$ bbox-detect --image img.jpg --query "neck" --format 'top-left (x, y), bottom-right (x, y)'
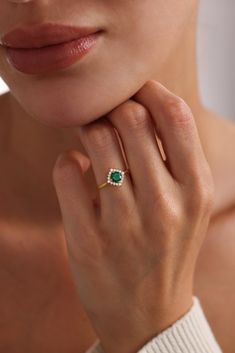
top-left (156, 7), bottom-right (202, 115)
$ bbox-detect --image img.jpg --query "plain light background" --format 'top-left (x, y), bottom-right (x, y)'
top-left (198, 0), bottom-right (235, 120)
top-left (0, 0), bottom-right (235, 120)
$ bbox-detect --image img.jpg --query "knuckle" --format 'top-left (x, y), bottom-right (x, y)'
top-left (83, 122), bottom-right (115, 151)
top-left (165, 204), bottom-right (184, 230)
top-left (199, 177), bottom-right (215, 211)
top-left (53, 150), bottom-right (80, 182)
top-left (164, 96), bottom-right (193, 125)
top-left (188, 170), bottom-right (215, 216)
top-left (141, 79), bottom-right (161, 95)
top-left (114, 101), bottom-right (150, 130)
top-left (151, 192), bottom-right (183, 228)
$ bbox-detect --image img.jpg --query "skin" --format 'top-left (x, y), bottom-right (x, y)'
top-left (0, 0), bottom-right (235, 352)
top-left (53, 81), bottom-right (215, 353)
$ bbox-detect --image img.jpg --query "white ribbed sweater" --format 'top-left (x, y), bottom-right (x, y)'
top-left (85, 296), bottom-right (223, 353)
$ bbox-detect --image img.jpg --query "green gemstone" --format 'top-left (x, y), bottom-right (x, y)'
top-left (111, 171), bottom-right (122, 183)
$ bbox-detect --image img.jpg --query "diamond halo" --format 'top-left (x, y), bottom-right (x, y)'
top-left (107, 168), bottom-right (125, 186)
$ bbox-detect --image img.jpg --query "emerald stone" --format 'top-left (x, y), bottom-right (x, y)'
top-left (111, 171), bottom-right (122, 183)
top-left (107, 168), bottom-right (125, 186)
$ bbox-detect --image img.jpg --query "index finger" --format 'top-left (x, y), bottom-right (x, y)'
top-left (132, 80), bottom-right (207, 185)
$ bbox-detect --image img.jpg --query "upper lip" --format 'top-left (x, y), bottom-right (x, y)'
top-left (0, 23), bottom-right (102, 49)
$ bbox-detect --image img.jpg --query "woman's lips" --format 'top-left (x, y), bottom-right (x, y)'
top-left (4, 32), bottom-right (102, 75)
top-left (0, 23), bottom-right (103, 74)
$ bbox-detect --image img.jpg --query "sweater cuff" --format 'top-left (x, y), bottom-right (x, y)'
top-left (86, 296), bottom-right (223, 353)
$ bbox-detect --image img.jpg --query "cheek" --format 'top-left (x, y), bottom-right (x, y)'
top-left (122, 0), bottom-right (195, 63)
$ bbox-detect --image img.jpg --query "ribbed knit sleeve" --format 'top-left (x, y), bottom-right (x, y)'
top-left (85, 296), bottom-right (223, 353)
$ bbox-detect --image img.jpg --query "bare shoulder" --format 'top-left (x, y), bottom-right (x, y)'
top-left (192, 109), bottom-right (235, 352)
top-left (0, 91), bottom-right (9, 102)
top-left (199, 109), bottom-right (235, 218)
top-left (194, 205), bottom-right (235, 353)
top-left (206, 109), bottom-right (235, 149)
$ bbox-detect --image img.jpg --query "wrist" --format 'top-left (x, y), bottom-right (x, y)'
top-left (96, 293), bottom-right (193, 353)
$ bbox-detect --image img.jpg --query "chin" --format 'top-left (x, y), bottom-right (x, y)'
top-left (18, 88), bottom-right (116, 129)
top-left (18, 91), bottom-right (125, 129)
top-left (9, 73), bottom-right (147, 128)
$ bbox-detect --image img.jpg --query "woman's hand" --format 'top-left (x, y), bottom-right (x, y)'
top-left (52, 80), bottom-right (215, 353)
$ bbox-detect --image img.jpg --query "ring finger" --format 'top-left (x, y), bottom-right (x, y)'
top-left (106, 100), bottom-right (173, 205)
top-left (77, 117), bottom-right (136, 218)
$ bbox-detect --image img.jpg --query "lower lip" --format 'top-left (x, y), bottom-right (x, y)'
top-left (4, 31), bottom-right (102, 75)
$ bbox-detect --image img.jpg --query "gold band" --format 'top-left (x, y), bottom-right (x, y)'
top-left (98, 168), bottom-right (130, 190)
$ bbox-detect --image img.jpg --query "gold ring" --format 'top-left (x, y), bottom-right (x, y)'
top-left (97, 168), bottom-right (130, 190)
